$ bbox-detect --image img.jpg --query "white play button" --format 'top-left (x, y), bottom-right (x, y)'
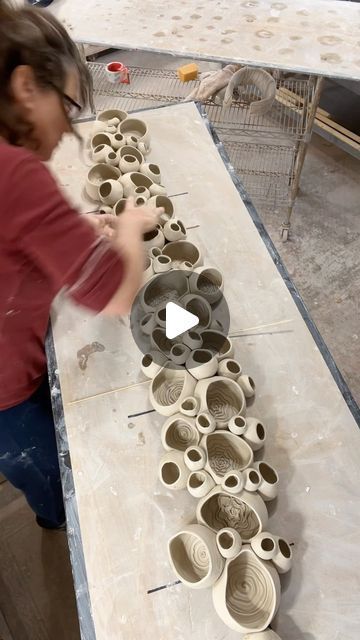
top-left (165, 302), bottom-right (199, 340)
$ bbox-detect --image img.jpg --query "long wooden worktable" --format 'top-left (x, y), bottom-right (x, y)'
top-left (48, 102), bottom-right (360, 640)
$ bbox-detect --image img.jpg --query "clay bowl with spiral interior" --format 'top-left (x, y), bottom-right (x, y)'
top-left (201, 430), bottom-right (253, 484)
top-left (212, 546), bottom-right (280, 633)
top-left (161, 413), bottom-right (200, 452)
top-left (162, 241), bottom-right (203, 269)
top-left (200, 330), bottom-right (234, 361)
top-left (150, 363), bottom-right (197, 417)
top-left (168, 524), bottom-right (224, 590)
top-left (141, 270), bottom-right (189, 313)
top-left (196, 485), bottom-right (268, 542)
top-left (195, 376), bottom-right (246, 428)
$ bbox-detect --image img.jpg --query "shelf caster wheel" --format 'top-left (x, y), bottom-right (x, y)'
top-left (280, 227), bottom-right (289, 242)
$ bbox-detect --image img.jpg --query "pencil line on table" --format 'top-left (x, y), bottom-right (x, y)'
top-left (229, 319), bottom-right (294, 335)
top-left (67, 379), bottom-right (150, 406)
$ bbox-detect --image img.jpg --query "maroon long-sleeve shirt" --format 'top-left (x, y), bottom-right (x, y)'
top-left (0, 142), bottom-right (124, 409)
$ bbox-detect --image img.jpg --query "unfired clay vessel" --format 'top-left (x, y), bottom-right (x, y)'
top-left (243, 468), bottom-right (262, 492)
top-left (162, 241), bottom-right (203, 269)
top-left (181, 294), bottom-right (212, 331)
top-left (196, 412), bottom-right (216, 434)
top-left (228, 415), bottom-right (247, 436)
top-left (140, 351), bottom-right (167, 379)
top-left (85, 164), bottom-right (121, 201)
top-left (189, 267), bottom-right (224, 304)
top-left (91, 143), bottom-right (113, 163)
top-left (118, 144), bottom-right (144, 166)
top-left (187, 470), bottom-right (215, 498)
top-left (150, 363), bottom-right (197, 416)
top-left (98, 109), bottom-right (128, 123)
top-left (119, 154), bottom-right (140, 174)
top-left (217, 358), bottom-right (242, 380)
top-left (90, 132), bottom-right (114, 150)
top-left (186, 349), bottom-right (218, 380)
top-left (168, 524), bottom-right (224, 589)
top-left (143, 228), bottom-right (165, 252)
top-left (237, 374), bottom-right (256, 399)
top-left (111, 132), bottom-right (126, 150)
top-left (251, 532), bottom-right (278, 561)
top-left (147, 195), bottom-right (174, 223)
top-left (221, 469), bottom-right (245, 495)
top-left (153, 254), bottom-right (172, 274)
top-left (113, 198), bottom-right (127, 216)
top-left (216, 528), bottom-right (242, 559)
top-left (196, 486), bottom-right (268, 541)
top-left (98, 205), bottom-right (113, 215)
top-left (161, 413), bottom-right (199, 452)
top-left (183, 331), bottom-right (203, 350)
top-left (121, 172), bottom-right (153, 197)
top-left (99, 179), bottom-right (124, 206)
top-left (149, 183), bottom-right (167, 197)
top-left (119, 117), bottom-right (150, 154)
top-left (140, 313), bottom-right (156, 336)
top-left (242, 418), bottom-right (266, 451)
top-left (195, 376), bottom-right (246, 428)
top-left (150, 328), bottom-right (174, 358)
top-left (154, 305), bottom-right (166, 328)
top-left (143, 256), bottom-right (154, 283)
top-left (253, 461), bottom-right (279, 502)
top-left (140, 162), bottom-right (161, 184)
top-left (201, 431), bottom-right (253, 484)
top-left (184, 445), bottom-right (207, 471)
top-left (169, 343), bottom-right (191, 366)
top-left (163, 219), bottom-right (187, 242)
top-left (134, 185), bottom-right (150, 201)
top-left (141, 270), bottom-right (188, 313)
top-left (180, 396), bottom-right (200, 417)
top-left (104, 149), bottom-right (119, 166)
top-left (212, 547), bottom-right (280, 633)
top-left (200, 330), bottom-right (234, 361)
top-left (272, 537), bottom-right (292, 574)
top-left (159, 450), bottom-right (189, 491)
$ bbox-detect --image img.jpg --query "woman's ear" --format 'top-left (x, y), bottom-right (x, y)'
top-left (10, 65), bottom-right (38, 110)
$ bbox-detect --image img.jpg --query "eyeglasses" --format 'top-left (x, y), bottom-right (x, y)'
top-left (62, 92), bottom-right (82, 120)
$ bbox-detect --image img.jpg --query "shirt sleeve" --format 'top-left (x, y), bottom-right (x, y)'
top-left (5, 152), bottom-right (124, 313)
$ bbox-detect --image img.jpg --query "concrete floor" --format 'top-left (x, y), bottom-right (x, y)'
top-left (0, 51), bottom-right (359, 639)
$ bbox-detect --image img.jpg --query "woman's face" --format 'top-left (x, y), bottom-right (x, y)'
top-left (10, 65), bottom-right (81, 161)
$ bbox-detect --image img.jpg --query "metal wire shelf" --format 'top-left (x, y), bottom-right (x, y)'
top-left (87, 62), bottom-right (315, 211)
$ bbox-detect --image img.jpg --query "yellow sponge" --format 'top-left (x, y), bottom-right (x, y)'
top-left (177, 63), bottom-right (199, 82)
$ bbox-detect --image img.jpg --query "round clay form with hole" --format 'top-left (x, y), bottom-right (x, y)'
top-left (159, 450), bottom-right (190, 490)
top-left (90, 132), bottom-right (114, 150)
top-left (212, 547), bottom-right (280, 633)
top-left (98, 109), bottom-right (128, 124)
top-left (104, 148), bottom-right (119, 166)
top-left (196, 485), bottom-right (268, 542)
top-left (183, 331), bottom-right (203, 350)
top-left (181, 294), bottom-right (212, 331)
top-left (141, 270), bottom-right (189, 313)
top-left (251, 532), bottom-right (278, 561)
top-left (121, 171), bottom-right (153, 197)
top-left (200, 330), bottom-right (234, 362)
top-left (272, 537), bottom-right (292, 574)
top-left (237, 374), bottom-right (256, 399)
top-left (253, 461), bottom-right (279, 502)
top-left (99, 205), bottom-right (113, 215)
top-left (195, 376), bottom-right (246, 428)
top-left (140, 162), bottom-right (162, 184)
top-left (244, 468), bottom-right (262, 492)
top-left (119, 154), bottom-right (140, 174)
top-left (162, 241), bottom-right (203, 269)
top-left (168, 524), bottom-right (224, 589)
top-left (221, 469), bottom-right (245, 495)
top-left (189, 267), bottom-right (224, 304)
top-left (180, 396), bottom-right (200, 417)
top-left (184, 445), bottom-right (207, 471)
top-left (149, 183), bottom-right (167, 197)
top-left (118, 144), bottom-right (144, 165)
top-left (143, 228), bottom-right (165, 252)
top-left (186, 349), bottom-right (218, 380)
top-left (99, 179), bottom-right (124, 206)
top-left (242, 418), bottom-right (267, 451)
top-left (216, 528), bottom-right (242, 559)
top-left (187, 469), bottom-right (215, 498)
top-left (218, 359), bottom-right (242, 380)
top-left (170, 343), bottom-right (191, 366)
top-left (91, 144), bottom-right (113, 163)
top-left (153, 254), bottom-right (172, 274)
top-left (196, 412), bottom-right (216, 435)
top-left (228, 415), bottom-right (247, 436)
top-left (147, 195), bottom-right (174, 223)
top-left (150, 363), bottom-right (197, 416)
top-left (140, 351), bottom-right (167, 379)
top-left (201, 430), bottom-right (253, 484)
top-left (113, 198), bottom-right (128, 217)
top-left (161, 413), bottom-right (199, 452)
top-left (163, 218), bottom-right (187, 242)
top-left (85, 163), bottom-right (121, 201)
top-left (118, 117), bottom-right (150, 154)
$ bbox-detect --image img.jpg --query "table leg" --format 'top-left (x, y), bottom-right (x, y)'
top-left (280, 75), bottom-right (324, 241)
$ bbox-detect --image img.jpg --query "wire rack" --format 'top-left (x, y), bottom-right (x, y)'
top-left (87, 63), bottom-right (315, 211)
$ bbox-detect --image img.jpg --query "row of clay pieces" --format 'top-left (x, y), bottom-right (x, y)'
top-left (124, 111), bottom-right (289, 637)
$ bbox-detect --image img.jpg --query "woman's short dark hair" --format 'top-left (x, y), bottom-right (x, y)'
top-left (0, 0), bottom-right (92, 145)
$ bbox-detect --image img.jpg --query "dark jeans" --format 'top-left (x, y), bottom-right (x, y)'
top-left (0, 377), bottom-right (65, 527)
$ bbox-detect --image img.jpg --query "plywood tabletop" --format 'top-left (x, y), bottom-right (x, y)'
top-left (48, 0), bottom-right (360, 80)
top-left (49, 102), bottom-right (360, 639)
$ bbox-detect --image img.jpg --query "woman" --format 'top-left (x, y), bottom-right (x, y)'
top-left (0, 1), bottom-right (161, 529)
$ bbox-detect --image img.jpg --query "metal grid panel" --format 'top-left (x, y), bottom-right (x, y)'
top-left (87, 63), bottom-right (314, 210)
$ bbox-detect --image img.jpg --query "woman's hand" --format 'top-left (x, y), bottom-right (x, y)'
top-left (82, 212), bottom-right (115, 238)
top-left (115, 197), bottom-right (163, 238)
